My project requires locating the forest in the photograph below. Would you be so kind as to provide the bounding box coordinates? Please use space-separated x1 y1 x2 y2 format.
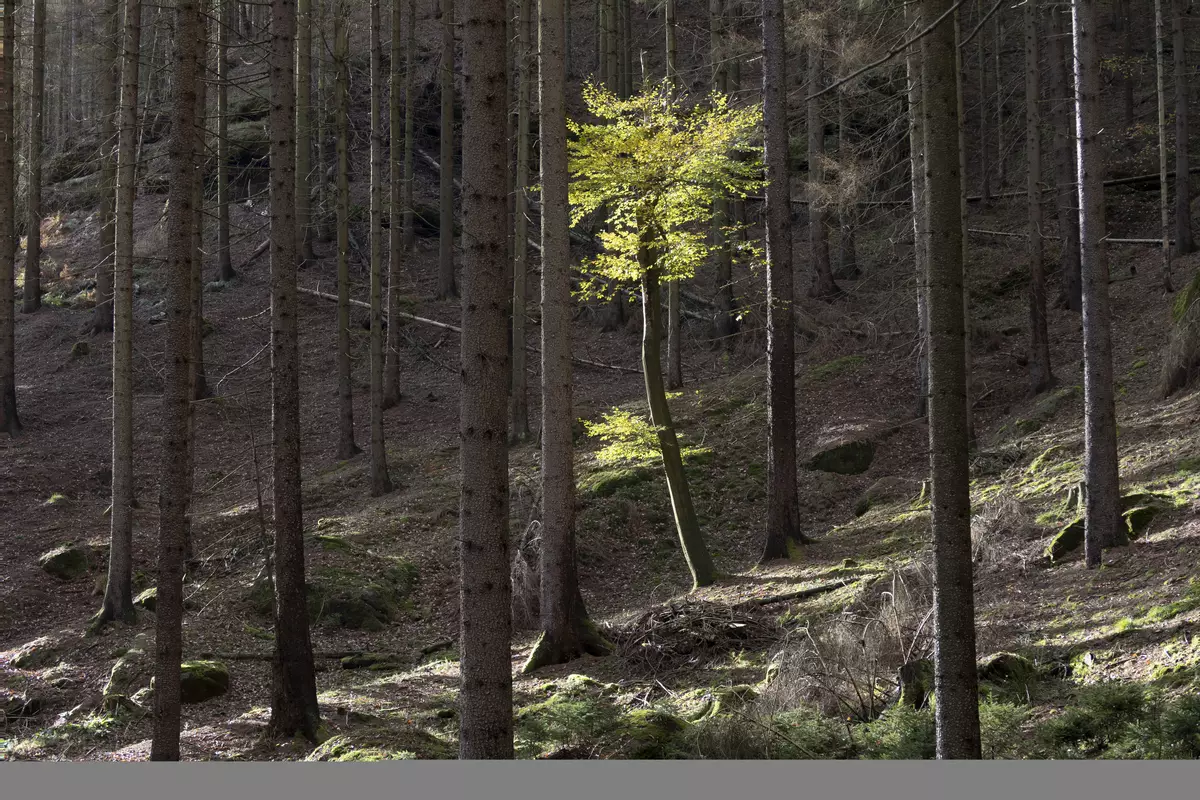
1 0 1199 763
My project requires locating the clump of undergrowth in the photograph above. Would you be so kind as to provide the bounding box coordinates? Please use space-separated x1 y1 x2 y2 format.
970 495 1037 571
1037 682 1200 759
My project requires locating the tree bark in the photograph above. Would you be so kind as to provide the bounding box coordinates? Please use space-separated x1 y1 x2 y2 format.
521 0 610 673
711 0 737 336
760 0 804 561
403 0 416 249
334 7 359 460
1073 0 1126 568
0 0 17 436
91 0 122 334
22 0 46 314
510 0 532 442
665 0 682 389
907 3 929 420
1174 0 1195 254
98 0 144 621
191 26 209 402
217 0 235 281
296 0 314 264
369 0 392 496
268 0 321 741
922 0 981 760
438 0 457 298
1157 0 1174 289
1025 0 1053 393
385 0 405 409
1048 5 1081 312
458 0 513 759
978 21 991 207
150 0 202 762
808 24 837 299
639 227 715 589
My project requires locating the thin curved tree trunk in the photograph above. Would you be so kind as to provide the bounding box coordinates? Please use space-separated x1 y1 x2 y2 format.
97 0 144 622
1073 0 1125 568
369 0 392 496
150 0 202 762
458 0 513 759
1174 0 1195 254
268 0 321 742
922 0 981 759
640 227 715 590
510 0 532 442
522 0 610 673
760 0 804 561
92 0 121 334
1048 6 1081 312
217 0 234 281
438 0 457 298
22 0 46 314
1026 0 1052 393
384 0 404 409
334 8 359 460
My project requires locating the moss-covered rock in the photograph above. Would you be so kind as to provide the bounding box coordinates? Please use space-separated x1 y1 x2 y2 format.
1013 385 1081 435
246 560 418 631
806 439 875 475
133 587 158 612
578 466 655 498
978 652 1037 685
37 544 92 580
854 476 919 517
306 727 453 761
11 636 63 670
897 659 934 709
1046 518 1085 562
179 660 230 704
102 634 152 710
619 709 688 758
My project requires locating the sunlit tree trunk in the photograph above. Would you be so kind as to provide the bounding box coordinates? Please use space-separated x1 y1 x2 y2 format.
923 0 981 759
1025 0 1052 393
1073 0 1125 568
22 0 46 314
91 0 122 334
510 0 532 442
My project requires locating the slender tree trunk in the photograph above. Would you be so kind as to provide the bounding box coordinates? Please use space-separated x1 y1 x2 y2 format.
22 0 46 314
522 0 609 672
334 5 359 460
955 12 975 447
710 0 736 336
639 227 715 589
1073 0 1125 568
808 24 836 299
1026 0 1053 393
369 0 392 495
296 0 314 264
268 0 321 741
1174 0 1195 254
978 22 991 207
621 0 633 98
384 0 404 409
665 0 682 388
458 0 513 759
995 15 1006 189
1048 6 1081 312
922 0 981 759
760 0 804 561
836 86 858 278
0 0 18 436
907 3 929 420
150 0 202 763
438 0 457 298
91 0 122 334
510 0 532 442
1119 0 1134 131
1157 0 1174 289
217 0 234 280
97 0 144 622
191 29 209 402
403 0 416 249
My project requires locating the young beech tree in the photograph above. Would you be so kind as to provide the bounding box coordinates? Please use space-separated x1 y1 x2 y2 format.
569 83 761 590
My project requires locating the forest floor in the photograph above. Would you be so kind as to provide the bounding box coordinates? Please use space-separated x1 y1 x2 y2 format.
2 159 1200 759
